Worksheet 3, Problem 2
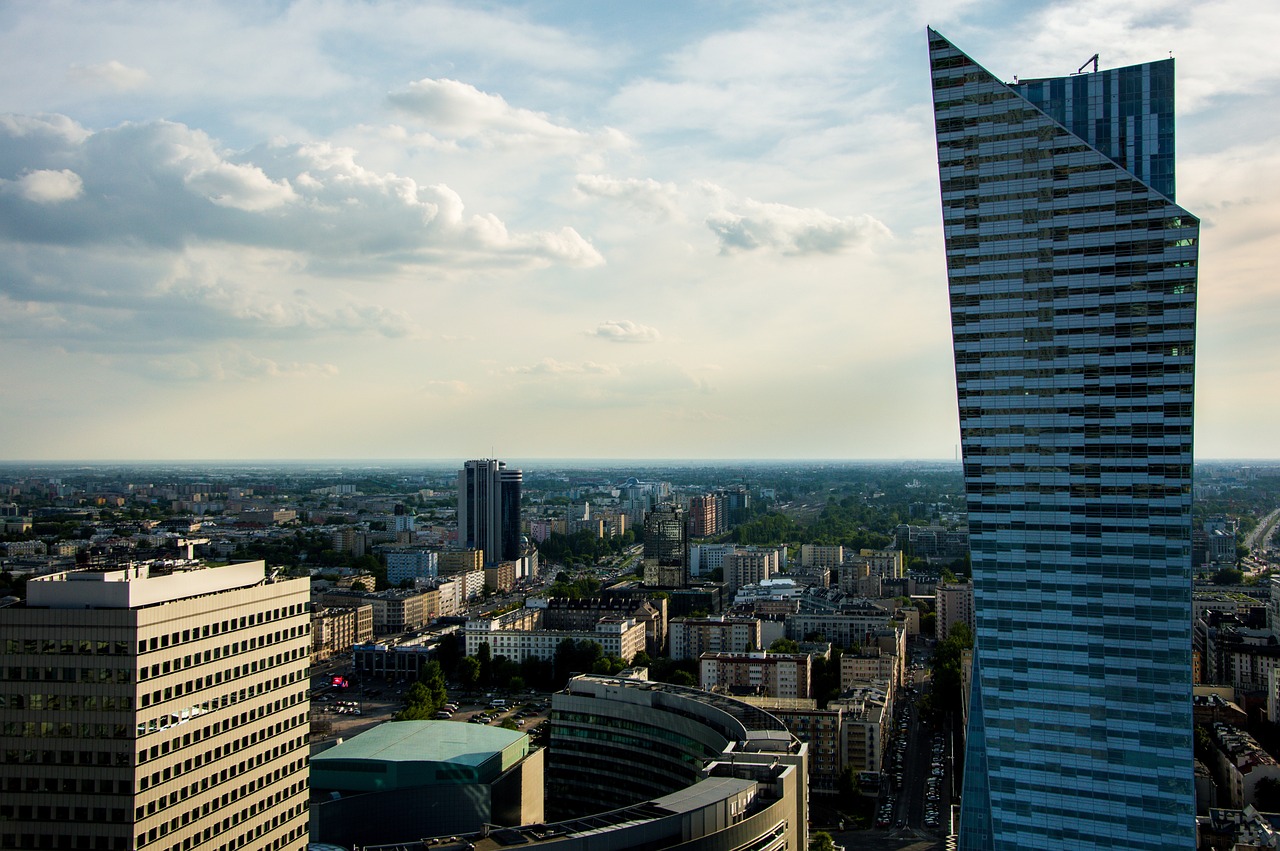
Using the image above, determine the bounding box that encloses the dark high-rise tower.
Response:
[642,504,688,588]
[457,459,522,565]
[929,29,1197,850]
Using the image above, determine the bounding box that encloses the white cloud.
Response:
[706,195,891,255]
[592,320,661,344]
[508,358,619,376]
[576,174,682,220]
[141,349,339,383]
[389,78,628,155]
[184,160,296,212]
[12,169,83,203]
[68,60,149,90]
[0,115,603,270]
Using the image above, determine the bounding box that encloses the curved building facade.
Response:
[361,675,808,851]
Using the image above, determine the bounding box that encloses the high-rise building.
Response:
[642,504,688,588]
[930,30,1198,850]
[0,560,311,851]
[457,459,522,566]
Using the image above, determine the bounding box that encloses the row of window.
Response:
[140,646,305,711]
[3,639,131,657]
[138,602,309,657]
[0,692,131,712]
[0,666,132,683]
[1,747,130,767]
[139,626,306,682]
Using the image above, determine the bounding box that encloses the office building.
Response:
[0,560,310,851]
[930,29,1198,849]
[547,674,807,849]
[642,504,688,588]
[458,459,522,566]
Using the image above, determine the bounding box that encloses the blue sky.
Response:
[1,1,1276,460]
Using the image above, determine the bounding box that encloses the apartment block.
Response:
[699,651,811,700]
[668,616,762,661]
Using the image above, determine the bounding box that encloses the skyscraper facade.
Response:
[642,504,689,588]
[929,29,1198,850]
[0,560,311,851]
[457,459,522,565]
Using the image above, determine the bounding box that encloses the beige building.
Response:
[0,560,311,851]
[439,549,484,575]
[936,581,975,641]
[483,561,517,594]
[699,651,811,700]
[312,603,374,663]
[724,549,778,594]
[740,696,844,795]
[800,545,844,569]
[832,684,890,779]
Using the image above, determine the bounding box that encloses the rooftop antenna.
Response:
[1076,53,1099,75]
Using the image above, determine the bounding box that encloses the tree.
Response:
[1214,567,1244,585]
[1258,777,1280,812]
[457,656,481,689]
[769,638,801,654]
[668,669,696,687]
[809,832,836,851]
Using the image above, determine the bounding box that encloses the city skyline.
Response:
[1,2,1277,461]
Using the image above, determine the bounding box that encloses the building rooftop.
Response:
[313,720,525,769]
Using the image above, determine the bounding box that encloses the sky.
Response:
[1,0,1277,462]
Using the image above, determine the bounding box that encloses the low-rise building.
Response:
[464,608,646,665]
[669,615,762,661]
[312,603,374,662]
[699,650,811,700]
[310,720,543,848]
[1209,723,1280,810]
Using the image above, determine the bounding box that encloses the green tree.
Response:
[809,832,836,851]
[457,656,481,689]
[769,638,800,654]
[1258,777,1280,812]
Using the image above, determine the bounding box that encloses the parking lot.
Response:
[310,684,552,753]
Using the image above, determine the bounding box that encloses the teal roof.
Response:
[316,720,523,765]
[311,721,530,792]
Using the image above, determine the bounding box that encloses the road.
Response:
[1245,507,1280,556]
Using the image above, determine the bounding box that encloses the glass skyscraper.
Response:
[929,29,1198,850]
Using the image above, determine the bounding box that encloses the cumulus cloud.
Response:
[706,196,890,255]
[592,320,661,344]
[68,60,149,90]
[576,174,682,220]
[0,114,603,269]
[389,78,627,153]
[10,169,83,203]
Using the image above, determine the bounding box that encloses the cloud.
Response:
[139,349,339,383]
[8,169,83,203]
[576,174,682,220]
[0,114,603,270]
[508,358,619,376]
[503,357,712,410]
[389,78,628,154]
[592,320,661,344]
[68,60,149,90]
[705,195,891,255]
